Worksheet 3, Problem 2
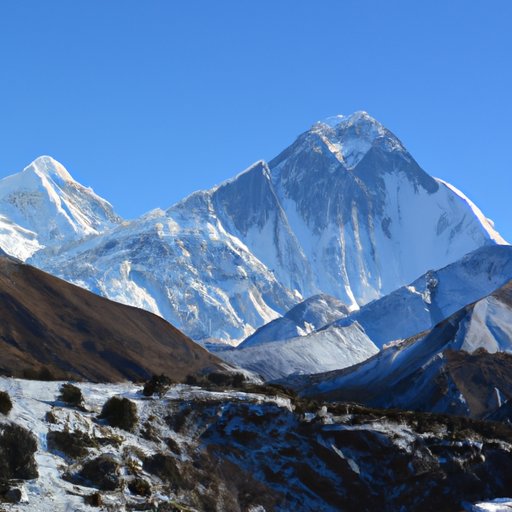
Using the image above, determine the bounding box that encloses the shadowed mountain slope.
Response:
[287,280,512,419]
[0,254,223,382]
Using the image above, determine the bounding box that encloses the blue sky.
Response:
[1,1,511,238]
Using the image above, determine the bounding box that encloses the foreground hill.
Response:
[1,378,512,511]
[0,254,223,382]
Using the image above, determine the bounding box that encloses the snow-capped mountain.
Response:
[217,322,378,380]
[0,156,121,259]
[212,245,512,379]
[239,294,349,348]
[31,203,298,342]
[5,112,508,344]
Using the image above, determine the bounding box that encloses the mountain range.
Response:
[3,112,512,511]
[288,275,512,420]
[0,112,506,354]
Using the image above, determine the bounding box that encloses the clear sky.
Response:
[0,1,511,238]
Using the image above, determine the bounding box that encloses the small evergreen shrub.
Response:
[58,383,84,408]
[0,391,12,415]
[79,454,120,491]
[0,423,38,480]
[142,374,174,398]
[84,492,102,507]
[47,430,98,459]
[128,477,151,496]
[99,396,138,431]
[143,453,186,489]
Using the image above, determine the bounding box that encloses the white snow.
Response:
[0,156,121,259]
[466,498,512,511]
[218,323,378,380]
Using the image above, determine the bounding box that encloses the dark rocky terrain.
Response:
[2,378,512,511]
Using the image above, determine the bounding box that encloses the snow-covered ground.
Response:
[2,377,512,511]
[466,498,512,512]
[0,377,293,511]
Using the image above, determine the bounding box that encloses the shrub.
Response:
[185,372,246,389]
[45,409,58,424]
[143,453,186,489]
[128,477,151,496]
[0,486,23,503]
[0,391,12,415]
[79,454,120,491]
[99,396,138,431]
[84,492,102,507]
[58,383,84,409]
[185,374,199,386]
[206,372,246,388]
[22,366,57,381]
[0,423,38,480]
[142,374,174,398]
[47,430,98,460]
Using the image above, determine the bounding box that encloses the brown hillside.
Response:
[0,255,224,381]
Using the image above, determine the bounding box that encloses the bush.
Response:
[0,423,38,480]
[0,391,12,415]
[185,374,199,386]
[143,453,186,489]
[207,372,246,388]
[185,372,246,389]
[22,366,57,381]
[79,454,120,491]
[84,492,102,507]
[128,477,151,496]
[47,430,98,460]
[142,374,173,398]
[58,383,84,409]
[99,396,138,431]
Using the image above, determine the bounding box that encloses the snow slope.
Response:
[31,200,297,342]
[217,323,378,380]
[26,112,507,343]
[334,244,512,348]
[0,156,121,259]
[2,377,512,511]
[216,241,512,381]
[239,293,349,348]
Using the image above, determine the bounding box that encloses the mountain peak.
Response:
[24,155,74,183]
[317,110,379,129]
[304,111,402,170]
